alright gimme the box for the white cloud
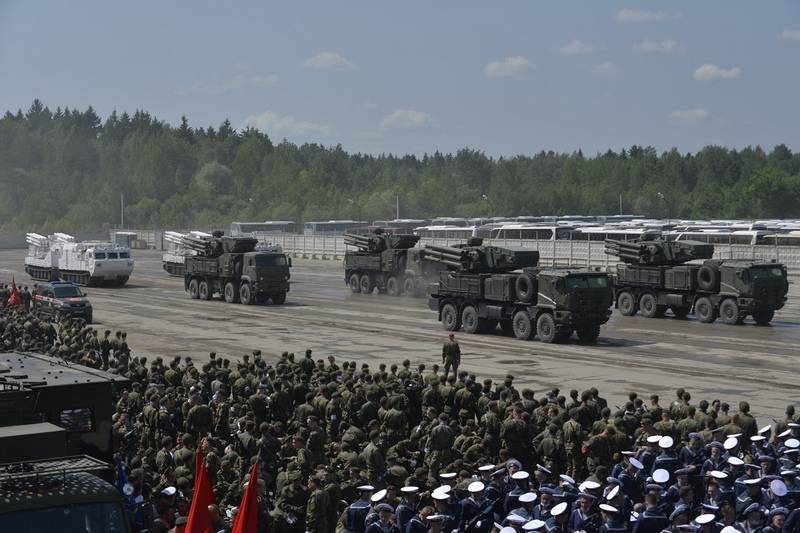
[242,110,331,136]
[379,109,432,131]
[615,9,680,23]
[300,51,356,71]
[558,40,596,55]
[592,61,622,74]
[483,56,533,78]
[669,107,710,123]
[693,64,742,81]
[634,39,679,54]
[178,74,278,96]
[778,30,800,42]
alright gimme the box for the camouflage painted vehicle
[426,239,613,343]
[606,237,788,325]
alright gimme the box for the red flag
[8,278,22,307]
[231,462,259,533]
[185,447,216,533]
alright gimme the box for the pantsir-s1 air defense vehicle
[162,230,212,276]
[427,239,613,343]
[606,237,788,325]
[25,233,134,286]
[344,231,447,296]
[184,232,291,305]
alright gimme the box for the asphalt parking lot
[2,249,798,420]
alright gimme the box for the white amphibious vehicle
[24,233,134,286]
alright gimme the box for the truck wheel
[618,291,638,316]
[536,313,557,343]
[441,303,461,331]
[512,310,534,340]
[697,264,719,292]
[359,274,374,294]
[500,320,515,336]
[461,306,480,334]
[239,283,253,305]
[402,276,416,296]
[694,297,716,323]
[199,280,211,300]
[752,310,775,326]
[719,298,742,325]
[577,326,600,343]
[639,293,659,318]
[670,306,690,319]
[272,292,287,305]
[224,282,239,303]
[188,279,199,299]
[348,273,361,293]
[515,273,536,303]
[386,276,401,296]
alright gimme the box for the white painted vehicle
[24,233,134,286]
[162,230,212,276]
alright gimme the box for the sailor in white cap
[618,456,645,502]
[504,471,531,515]
[640,435,664,473]
[430,491,457,532]
[459,481,489,531]
[568,490,601,533]
[395,486,419,530]
[544,501,570,533]
[652,436,681,484]
[347,485,375,533]
[509,492,538,521]
[599,503,626,533]
[365,489,389,530]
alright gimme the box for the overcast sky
[1,1,798,156]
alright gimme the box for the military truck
[605,237,789,325]
[184,232,291,305]
[343,230,448,296]
[426,239,613,343]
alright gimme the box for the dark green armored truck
[606,237,788,325]
[426,239,613,343]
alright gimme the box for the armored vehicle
[343,230,448,296]
[184,232,291,305]
[606,238,788,325]
[25,232,134,286]
[426,239,613,343]
[162,230,212,276]
[32,280,93,323]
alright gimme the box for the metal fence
[117,230,800,273]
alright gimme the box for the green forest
[1,100,800,233]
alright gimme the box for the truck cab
[33,281,93,323]
[716,261,788,324]
[242,250,291,300]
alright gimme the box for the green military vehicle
[426,239,613,343]
[606,237,789,325]
[184,232,291,305]
[343,230,447,296]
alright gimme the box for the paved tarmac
[2,249,799,420]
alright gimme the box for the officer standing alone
[442,333,461,380]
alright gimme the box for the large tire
[536,313,558,343]
[670,306,690,319]
[515,273,536,303]
[512,310,534,340]
[577,326,601,343]
[272,291,287,305]
[618,291,638,316]
[462,305,480,334]
[198,280,211,301]
[719,298,742,325]
[441,303,461,331]
[639,293,659,318]
[224,282,239,303]
[188,279,199,299]
[697,264,720,292]
[752,310,775,326]
[348,273,360,293]
[239,283,253,305]
[695,297,716,323]
[359,274,374,295]
[402,276,416,296]
[386,276,401,297]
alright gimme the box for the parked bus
[413,225,476,239]
[303,220,369,236]
[230,221,296,236]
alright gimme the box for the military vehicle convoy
[25,232,134,286]
[343,231,448,296]
[184,232,292,305]
[426,239,613,343]
[162,230,212,276]
[606,237,788,325]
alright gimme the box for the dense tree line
[1,99,799,233]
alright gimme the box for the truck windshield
[565,276,609,290]
[749,266,784,280]
[254,255,287,267]
[0,502,127,532]
[53,286,83,298]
